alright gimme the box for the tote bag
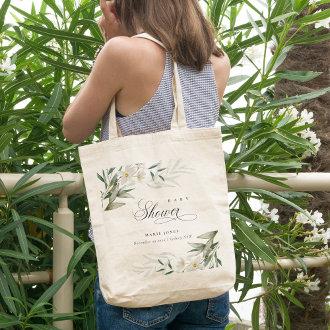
[78,33,235,308]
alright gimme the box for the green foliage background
[0,0,329,328]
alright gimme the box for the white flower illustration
[119,165,137,185]
[133,231,221,276]
[136,169,146,181]
[185,255,204,272]
[98,159,193,211]
[135,163,146,181]
[171,257,187,273]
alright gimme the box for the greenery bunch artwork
[97,159,193,211]
[0,0,329,329]
[133,230,222,276]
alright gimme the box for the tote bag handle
[108,32,187,139]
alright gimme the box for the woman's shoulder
[99,36,165,77]
[210,52,231,101]
[101,36,139,63]
[102,36,164,61]
[210,52,231,79]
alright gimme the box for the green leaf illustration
[97,173,105,183]
[164,271,174,275]
[117,191,134,199]
[105,202,125,211]
[197,231,218,240]
[188,243,206,250]
[148,162,161,169]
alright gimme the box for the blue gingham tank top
[88,51,220,240]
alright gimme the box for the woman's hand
[98,0,123,42]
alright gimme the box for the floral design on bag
[132,230,221,276]
[97,159,193,211]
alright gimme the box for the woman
[63,0,231,329]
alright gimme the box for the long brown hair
[114,0,223,71]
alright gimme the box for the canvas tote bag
[78,33,236,308]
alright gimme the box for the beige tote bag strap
[132,32,166,49]
[108,97,122,139]
[108,32,187,139]
[171,61,186,131]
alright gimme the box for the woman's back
[100,46,221,139]
[87,35,227,241]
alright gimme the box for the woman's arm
[62,0,127,144]
[62,39,125,144]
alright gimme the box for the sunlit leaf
[73,275,94,299]
[20,23,102,45]
[30,275,68,313]
[0,312,20,328]
[39,54,91,74]
[260,87,330,109]
[13,163,48,193]
[0,250,36,261]
[275,70,322,82]
[38,83,63,124]
[0,0,10,32]
[226,72,259,104]
[67,241,94,275]
[43,0,63,18]
[234,219,277,264]
[0,134,12,153]
[252,296,261,329]
[296,8,330,25]
[11,210,30,263]
[0,270,17,315]
[271,12,298,23]
[22,216,83,244]
[12,181,73,204]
